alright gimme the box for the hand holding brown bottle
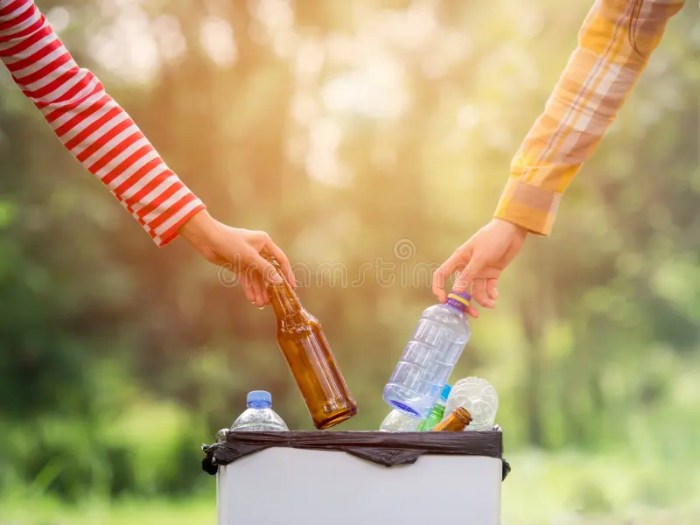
[179,210,296,307]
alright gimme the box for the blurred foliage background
[1,0,699,523]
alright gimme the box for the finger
[486,279,499,301]
[472,279,494,309]
[262,239,296,287]
[433,245,473,303]
[248,251,284,286]
[250,271,268,306]
[453,253,485,292]
[255,274,270,305]
[467,304,480,318]
[241,272,257,305]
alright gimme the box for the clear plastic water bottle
[230,390,289,432]
[417,383,452,431]
[379,409,421,432]
[444,377,499,431]
[383,292,472,418]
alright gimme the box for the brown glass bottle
[432,407,472,432]
[264,255,358,430]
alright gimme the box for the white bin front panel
[217,448,501,525]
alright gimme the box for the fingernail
[270,273,283,284]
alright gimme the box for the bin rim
[201,430,510,481]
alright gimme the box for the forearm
[495,0,684,235]
[0,0,205,246]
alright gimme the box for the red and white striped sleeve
[0,0,206,246]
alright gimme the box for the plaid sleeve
[495,0,685,235]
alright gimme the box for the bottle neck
[445,302,466,316]
[269,280,303,319]
[445,293,471,316]
[433,406,472,431]
[432,404,446,420]
[454,406,472,426]
[248,401,271,409]
[263,254,304,320]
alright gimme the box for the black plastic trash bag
[202,431,510,481]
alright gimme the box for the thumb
[453,255,485,292]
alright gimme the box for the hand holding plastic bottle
[432,218,528,317]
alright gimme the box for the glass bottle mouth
[457,406,473,425]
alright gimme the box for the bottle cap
[440,383,452,402]
[446,291,472,313]
[247,390,272,408]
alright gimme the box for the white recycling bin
[210,431,506,525]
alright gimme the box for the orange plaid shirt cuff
[495,0,685,235]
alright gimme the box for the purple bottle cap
[446,291,472,313]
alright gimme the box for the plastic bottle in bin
[379,409,421,432]
[230,391,289,431]
[444,377,499,431]
[264,253,358,430]
[383,292,472,418]
[417,384,451,431]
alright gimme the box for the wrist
[179,209,214,245]
[492,217,528,238]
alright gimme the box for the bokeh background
[1,0,699,523]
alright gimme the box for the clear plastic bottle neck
[247,400,272,409]
[445,292,472,316]
[445,302,466,315]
